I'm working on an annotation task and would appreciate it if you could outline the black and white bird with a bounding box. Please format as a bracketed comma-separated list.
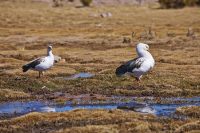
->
[22, 45, 54, 78]
[115, 43, 155, 81]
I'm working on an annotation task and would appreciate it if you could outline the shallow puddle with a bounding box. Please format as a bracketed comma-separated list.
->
[55, 72, 94, 80]
[0, 97, 199, 119]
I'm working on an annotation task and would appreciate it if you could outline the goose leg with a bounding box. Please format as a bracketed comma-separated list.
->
[135, 77, 140, 82]
[38, 71, 41, 78]
[135, 77, 141, 86]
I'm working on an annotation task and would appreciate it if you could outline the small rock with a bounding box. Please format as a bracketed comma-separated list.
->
[54, 55, 62, 63]
[123, 37, 131, 43]
[107, 12, 112, 17]
[186, 27, 197, 39]
[96, 23, 102, 27]
[15, 77, 21, 80]
[100, 13, 107, 18]
[42, 86, 47, 89]
[60, 59, 66, 63]
[54, 92, 65, 97]
[187, 27, 194, 37]
[167, 32, 176, 37]
[100, 12, 112, 18]
[90, 13, 98, 17]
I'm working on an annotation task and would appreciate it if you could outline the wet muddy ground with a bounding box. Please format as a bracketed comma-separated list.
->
[0, 96, 199, 119]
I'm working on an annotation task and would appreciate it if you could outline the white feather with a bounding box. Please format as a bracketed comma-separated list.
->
[131, 43, 155, 79]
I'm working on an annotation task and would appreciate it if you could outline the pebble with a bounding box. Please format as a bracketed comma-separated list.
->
[54, 55, 62, 63]
[100, 12, 112, 18]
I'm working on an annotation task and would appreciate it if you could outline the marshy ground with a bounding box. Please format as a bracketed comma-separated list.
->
[0, 0, 200, 132]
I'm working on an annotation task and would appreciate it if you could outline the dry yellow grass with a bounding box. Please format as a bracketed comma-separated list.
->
[0, 1, 199, 131]
[0, 109, 199, 133]
[0, 1, 200, 99]
[175, 121, 200, 133]
[0, 109, 186, 133]
[176, 106, 200, 119]
[0, 89, 30, 101]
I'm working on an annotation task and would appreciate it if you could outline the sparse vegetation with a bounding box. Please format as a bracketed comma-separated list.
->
[184, 0, 197, 6]
[176, 106, 200, 118]
[0, 1, 199, 132]
[159, 0, 200, 8]
[80, 0, 93, 6]
[0, 109, 197, 133]
[0, 89, 31, 101]
[0, 0, 199, 99]
[52, 0, 63, 7]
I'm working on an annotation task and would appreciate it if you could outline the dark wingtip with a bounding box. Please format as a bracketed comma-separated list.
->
[22, 65, 29, 72]
[22, 69, 27, 72]
[115, 65, 127, 76]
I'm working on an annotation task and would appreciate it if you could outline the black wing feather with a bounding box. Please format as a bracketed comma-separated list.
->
[115, 57, 144, 76]
[22, 58, 43, 72]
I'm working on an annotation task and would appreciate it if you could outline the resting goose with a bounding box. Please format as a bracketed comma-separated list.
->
[22, 45, 54, 78]
[116, 43, 155, 81]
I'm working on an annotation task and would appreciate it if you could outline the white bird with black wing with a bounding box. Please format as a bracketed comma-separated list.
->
[22, 45, 54, 78]
[116, 43, 155, 81]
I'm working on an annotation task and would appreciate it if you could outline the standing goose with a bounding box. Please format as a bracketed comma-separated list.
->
[22, 45, 54, 78]
[116, 43, 155, 81]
